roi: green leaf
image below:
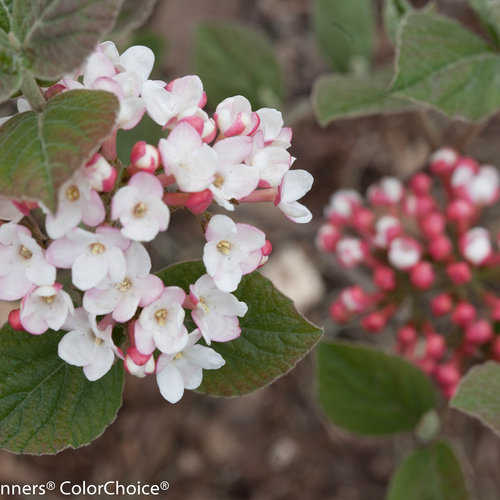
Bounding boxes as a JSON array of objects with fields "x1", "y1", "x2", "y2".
[
  {"x1": 0, "y1": 29, "x2": 23, "y2": 101},
  {"x1": 156, "y1": 261, "x2": 323, "y2": 397},
  {"x1": 12, "y1": 0, "x2": 122, "y2": 80},
  {"x1": 0, "y1": 0, "x2": 13, "y2": 32},
  {"x1": 392, "y1": 11, "x2": 500, "y2": 122},
  {"x1": 387, "y1": 441, "x2": 470, "y2": 500},
  {"x1": 312, "y1": 0, "x2": 375, "y2": 73},
  {"x1": 111, "y1": 0, "x2": 158, "y2": 37},
  {"x1": 317, "y1": 342, "x2": 436, "y2": 435},
  {"x1": 312, "y1": 71, "x2": 413, "y2": 125},
  {"x1": 383, "y1": 0, "x2": 413, "y2": 44},
  {"x1": 0, "y1": 323, "x2": 124, "y2": 454},
  {"x1": 450, "y1": 361, "x2": 500, "y2": 436},
  {"x1": 0, "y1": 89, "x2": 119, "y2": 211},
  {"x1": 193, "y1": 22, "x2": 284, "y2": 109},
  {"x1": 469, "y1": 0, "x2": 500, "y2": 45}
]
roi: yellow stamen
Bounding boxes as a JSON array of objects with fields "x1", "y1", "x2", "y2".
[
  {"x1": 89, "y1": 242, "x2": 105, "y2": 254},
  {"x1": 116, "y1": 277, "x2": 132, "y2": 292},
  {"x1": 216, "y1": 240, "x2": 232, "y2": 255},
  {"x1": 199, "y1": 297, "x2": 209, "y2": 313},
  {"x1": 133, "y1": 202, "x2": 147, "y2": 218},
  {"x1": 65, "y1": 185, "x2": 80, "y2": 201},
  {"x1": 43, "y1": 295, "x2": 55, "y2": 304},
  {"x1": 173, "y1": 352, "x2": 183, "y2": 360},
  {"x1": 213, "y1": 176, "x2": 224, "y2": 188},
  {"x1": 19, "y1": 245, "x2": 32, "y2": 260},
  {"x1": 155, "y1": 308, "x2": 168, "y2": 326},
  {"x1": 94, "y1": 337, "x2": 102, "y2": 346}
]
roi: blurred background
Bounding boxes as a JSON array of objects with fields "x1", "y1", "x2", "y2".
[{"x1": 2, "y1": 0, "x2": 500, "y2": 498}]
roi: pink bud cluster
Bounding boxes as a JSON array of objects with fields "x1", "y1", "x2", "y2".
[
  {"x1": 0, "y1": 42, "x2": 314, "y2": 404},
  {"x1": 317, "y1": 148, "x2": 500, "y2": 398}
]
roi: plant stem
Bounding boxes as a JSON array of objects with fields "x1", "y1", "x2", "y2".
[{"x1": 21, "y1": 72, "x2": 46, "y2": 112}]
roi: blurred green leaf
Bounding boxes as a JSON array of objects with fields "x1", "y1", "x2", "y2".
[
  {"x1": 0, "y1": 90, "x2": 119, "y2": 211},
  {"x1": 312, "y1": 0, "x2": 375, "y2": 73},
  {"x1": 469, "y1": 0, "x2": 500, "y2": 45},
  {"x1": 312, "y1": 71, "x2": 413, "y2": 125},
  {"x1": 383, "y1": 0, "x2": 413, "y2": 44},
  {"x1": 451, "y1": 361, "x2": 500, "y2": 436},
  {"x1": 157, "y1": 261, "x2": 323, "y2": 397},
  {"x1": 317, "y1": 342, "x2": 435, "y2": 435},
  {"x1": 193, "y1": 22, "x2": 284, "y2": 109},
  {"x1": 111, "y1": 0, "x2": 157, "y2": 37},
  {"x1": 13, "y1": 0, "x2": 122, "y2": 80},
  {"x1": 0, "y1": 324, "x2": 124, "y2": 454},
  {"x1": 387, "y1": 441, "x2": 469, "y2": 500},
  {"x1": 0, "y1": 0, "x2": 13, "y2": 32},
  {"x1": 392, "y1": 11, "x2": 500, "y2": 121},
  {"x1": 0, "y1": 29, "x2": 22, "y2": 101}
]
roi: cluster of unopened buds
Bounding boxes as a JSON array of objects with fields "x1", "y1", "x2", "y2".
[
  {"x1": 317, "y1": 148, "x2": 500, "y2": 398},
  {"x1": 0, "y1": 42, "x2": 313, "y2": 403}
]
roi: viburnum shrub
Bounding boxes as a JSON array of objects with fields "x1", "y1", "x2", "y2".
[
  {"x1": 0, "y1": 1, "x2": 321, "y2": 454},
  {"x1": 317, "y1": 148, "x2": 500, "y2": 399}
]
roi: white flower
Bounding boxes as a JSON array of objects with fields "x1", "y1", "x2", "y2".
[
  {"x1": 275, "y1": 169, "x2": 313, "y2": 223},
  {"x1": 0, "y1": 224, "x2": 56, "y2": 300},
  {"x1": 388, "y1": 237, "x2": 421, "y2": 270},
  {"x1": 83, "y1": 242, "x2": 164, "y2": 322},
  {"x1": 156, "y1": 329, "x2": 225, "y2": 404},
  {"x1": 45, "y1": 170, "x2": 105, "y2": 239},
  {"x1": 203, "y1": 214, "x2": 265, "y2": 293},
  {"x1": 46, "y1": 226, "x2": 130, "y2": 291},
  {"x1": 20, "y1": 284, "x2": 74, "y2": 335},
  {"x1": 255, "y1": 108, "x2": 292, "y2": 148},
  {"x1": 111, "y1": 172, "x2": 170, "y2": 242},
  {"x1": 189, "y1": 274, "x2": 247, "y2": 344},
  {"x1": 158, "y1": 122, "x2": 217, "y2": 192},
  {"x1": 134, "y1": 287, "x2": 188, "y2": 355},
  {"x1": 460, "y1": 227, "x2": 492, "y2": 265},
  {"x1": 210, "y1": 136, "x2": 258, "y2": 210},
  {"x1": 214, "y1": 96, "x2": 259, "y2": 137},
  {"x1": 58, "y1": 309, "x2": 121, "y2": 381}
]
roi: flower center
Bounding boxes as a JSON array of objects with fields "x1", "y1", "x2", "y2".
[
  {"x1": 173, "y1": 352, "x2": 183, "y2": 360},
  {"x1": 43, "y1": 295, "x2": 55, "y2": 304},
  {"x1": 216, "y1": 240, "x2": 232, "y2": 255},
  {"x1": 133, "y1": 202, "x2": 147, "y2": 218},
  {"x1": 199, "y1": 297, "x2": 209, "y2": 313},
  {"x1": 155, "y1": 308, "x2": 168, "y2": 326},
  {"x1": 66, "y1": 185, "x2": 80, "y2": 201},
  {"x1": 94, "y1": 337, "x2": 102, "y2": 346},
  {"x1": 89, "y1": 242, "x2": 106, "y2": 255},
  {"x1": 116, "y1": 277, "x2": 132, "y2": 292},
  {"x1": 18, "y1": 245, "x2": 32, "y2": 260},
  {"x1": 213, "y1": 176, "x2": 224, "y2": 188}
]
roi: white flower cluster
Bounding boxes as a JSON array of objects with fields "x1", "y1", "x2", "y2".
[{"x1": 0, "y1": 42, "x2": 313, "y2": 403}]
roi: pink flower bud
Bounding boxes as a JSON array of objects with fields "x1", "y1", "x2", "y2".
[
  {"x1": 361, "y1": 311, "x2": 386, "y2": 333},
  {"x1": 261, "y1": 239, "x2": 272, "y2": 257},
  {"x1": 460, "y1": 227, "x2": 492, "y2": 265},
  {"x1": 329, "y1": 300, "x2": 349, "y2": 323},
  {"x1": 336, "y1": 237, "x2": 366, "y2": 269},
  {"x1": 126, "y1": 345, "x2": 152, "y2": 366},
  {"x1": 367, "y1": 177, "x2": 403, "y2": 206},
  {"x1": 420, "y1": 212, "x2": 446, "y2": 238},
  {"x1": 8, "y1": 309, "x2": 24, "y2": 331},
  {"x1": 416, "y1": 357, "x2": 436, "y2": 375},
  {"x1": 446, "y1": 261, "x2": 471, "y2": 285},
  {"x1": 388, "y1": 237, "x2": 421, "y2": 270},
  {"x1": 446, "y1": 199, "x2": 475, "y2": 222},
  {"x1": 409, "y1": 173, "x2": 432, "y2": 195},
  {"x1": 428, "y1": 235, "x2": 452, "y2": 261},
  {"x1": 316, "y1": 223, "x2": 341, "y2": 252},
  {"x1": 465, "y1": 319, "x2": 493, "y2": 344},
  {"x1": 352, "y1": 207, "x2": 375, "y2": 232},
  {"x1": 130, "y1": 141, "x2": 160, "y2": 174},
  {"x1": 397, "y1": 325, "x2": 417, "y2": 345},
  {"x1": 429, "y1": 148, "x2": 458, "y2": 175},
  {"x1": 451, "y1": 301, "x2": 476, "y2": 326},
  {"x1": 410, "y1": 261, "x2": 435, "y2": 290},
  {"x1": 431, "y1": 293, "x2": 453, "y2": 317},
  {"x1": 373, "y1": 215, "x2": 402, "y2": 248},
  {"x1": 373, "y1": 266, "x2": 396, "y2": 291},
  {"x1": 435, "y1": 363, "x2": 461, "y2": 387},
  {"x1": 339, "y1": 286, "x2": 368, "y2": 313},
  {"x1": 426, "y1": 333, "x2": 446, "y2": 359},
  {"x1": 185, "y1": 189, "x2": 214, "y2": 214}
]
